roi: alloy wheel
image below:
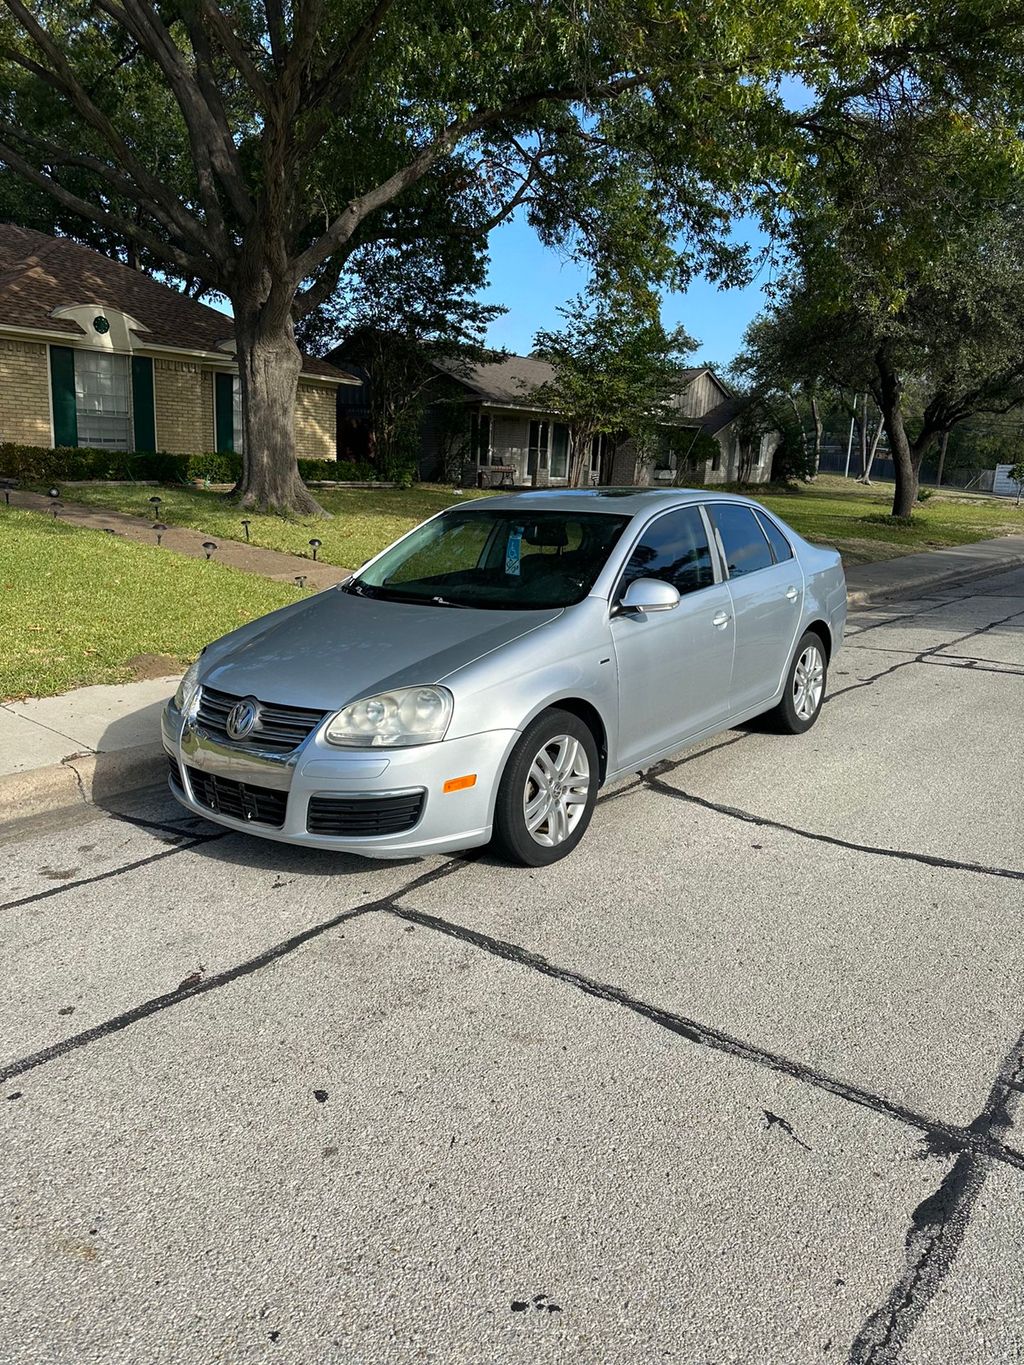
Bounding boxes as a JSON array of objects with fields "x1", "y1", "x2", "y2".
[
  {"x1": 523, "y1": 734, "x2": 591, "y2": 847},
  {"x1": 793, "y1": 643, "x2": 825, "y2": 721}
]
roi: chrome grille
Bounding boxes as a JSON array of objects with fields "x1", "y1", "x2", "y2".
[{"x1": 195, "y1": 685, "x2": 327, "y2": 753}]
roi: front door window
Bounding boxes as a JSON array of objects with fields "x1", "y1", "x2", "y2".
[
  {"x1": 528, "y1": 420, "x2": 549, "y2": 476},
  {"x1": 550, "y1": 423, "x2": 569, "y2": 479}
]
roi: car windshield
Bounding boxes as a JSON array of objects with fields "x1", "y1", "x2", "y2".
[{"x1": 345, "y1": 508, "x2": 631, "y2": 610}]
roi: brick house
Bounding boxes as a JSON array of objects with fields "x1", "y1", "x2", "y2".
[
  {"x1": 421, "y1": 354, "x2": 780, "y2": 487},
  {"x1": 0, "y1": 226, "x2": 357, "y2": 458}
]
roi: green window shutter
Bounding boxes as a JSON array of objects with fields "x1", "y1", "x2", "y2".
[
  {"x1": 214, "y1": 372, "x2": 235, "y2": 453},
  {"x1": 49, "y1": 346, "x2": 78, "y2": 447},
  {"x1": 131, "y1": 355, "x2": 156, "y2": 451}
]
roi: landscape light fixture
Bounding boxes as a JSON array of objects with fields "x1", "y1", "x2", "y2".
[
  {"x1": 153, "y1": 522, "x2": 168, "y2": 545},
  {"x1": 148, "y1": 495, "x2": 162, "y2": 513},
  {"x1": 294, "y1": 575, "x2": 307, "y2": 589},
  {"x1": 241, "y1": 518, "x2": 251, "y2": 542},
  {"x1": 202, "y1": 541, "x2": 217, "y2": 560},
  {"x1": 50, "y1": 501, "x2": 63, "y2": 519},
  {"x1": 103, "y1": 527, "x2": 118, "y2": 535},
  {"x1": 309, "y1": 538, "x2": 322, "y2": 561},
  {"x1": 0, "y1": 478, "x2": 15, "y2": 505},
  {"x1": 48, "y1": 486, "x2": 60, "y2": 500}
]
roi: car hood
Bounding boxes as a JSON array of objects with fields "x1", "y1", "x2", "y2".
[{"x1": 201, "y1": 588, "x2": 562, "y2": 709}]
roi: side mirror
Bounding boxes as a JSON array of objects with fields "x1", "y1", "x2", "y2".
[{"x1": 618, "y1": 577, "x2": 680, "y2": 614}]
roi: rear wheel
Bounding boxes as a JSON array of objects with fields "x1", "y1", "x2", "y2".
[
  {"x1": 490, "y1": 709, "x2": 599, "y2": 867},
  {"x1": 769, "y1": 630, "x2": 828, "y2": 734}
]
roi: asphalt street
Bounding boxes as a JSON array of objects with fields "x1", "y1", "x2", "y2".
[{"x1": 2, "y1": 567, "x2": 1023, "y2": 1365}]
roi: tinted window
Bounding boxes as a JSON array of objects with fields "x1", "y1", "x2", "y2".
[
  {"x1": 756, "y1": 511, "x2": 793, "y2": 563},
  {"x1": 710, "y1": 504, "x2": 774, "y2": 578},
  {"x1": 620, "y1": 507, "x2": 715, "y2": 597}
]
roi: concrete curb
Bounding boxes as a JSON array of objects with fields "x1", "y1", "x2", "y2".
[
  {"x1": 0, "y1": 742, "x2": 166, "y2": 829},
  {"x1": 845, "y1": 539, "x2": 1024, "y2": 608}
]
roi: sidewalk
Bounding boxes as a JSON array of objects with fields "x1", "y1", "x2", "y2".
[
  {"x1": 3, "y1": 532, "x2": 1023, "y2": 830},
  {"x1": 11, "y1": 489, "x2": 352, "y2": 591},
  {"x1": 0, "y1": 675, "x2": 178, "y2": 825},
  {"x1": 844, "y1": 533, "x2": 1024, "y2": 606}
]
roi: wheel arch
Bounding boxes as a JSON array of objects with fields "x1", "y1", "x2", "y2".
[
  {"x1": 521, "y1": 696, "x2": 610, "y2": 784},
  {"x1": 803, "y1": 618, "x2": 833, "y2": 662}
]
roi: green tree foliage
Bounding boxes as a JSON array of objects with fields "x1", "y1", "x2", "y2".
[
  {"x1": 761, "y1": 90, "x2": 1024, "y2": 516},
  {"x1": 302, "y1": 236, "x2": 503, "y2": 483},
  {"x1": 530, "y1": 293, "x2": 695, "y2": 486},
  {"x1": 1, "y1": 0, "x2": 976, "y2": 513}
]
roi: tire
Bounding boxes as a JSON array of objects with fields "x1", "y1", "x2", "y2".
[
  {"x1": 490, "y1": 709, "x2": 600, "y2": 867},
  {"x1": 768, "y1": 630, "x2": 828, "y2": 734}
]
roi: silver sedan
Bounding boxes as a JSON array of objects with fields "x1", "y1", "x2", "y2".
[{"x1": 162, "y1": 488, "x2": 846, "y2": 866}]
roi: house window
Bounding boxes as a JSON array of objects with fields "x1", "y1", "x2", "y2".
[
  {"x1": 74, "y1": 350, "x2": 131, "y2": 449},
  {"x1": 550, "y1": 423, "x2": 569, "y2": 479},
  {"x1": 470, "y1": 412, "x2": 492, "y2": 466},
  {"x1": 528, "y1": 420, "x2": 549, "y2": 475},
  {"x1": 214, "y1": 371, "x2": 244, "y2": 453}
]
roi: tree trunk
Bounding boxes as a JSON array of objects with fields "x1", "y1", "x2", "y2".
[
  {"x1": 874, "y1": 354, "x2": 918, "y2": 517},
  {"x1": 810, "y1": 396, "x2": 822, "y2": 480},
  {"x1": 567, "y1": 426, "x2": 594, "y2": 487},
  {"x1": 232, "y1": 294, "x2": 327, "y2": 517}
]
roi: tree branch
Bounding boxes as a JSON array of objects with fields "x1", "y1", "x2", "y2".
[
  {"x1": 294, "y1": 71, "x2": 647, "y2": 280},
  {"x1": 1, "y1": 0, "x2": 211, "y2": 253},
  {"x1": 0, "y1": 139, "x2": 211, "y2": 278}
]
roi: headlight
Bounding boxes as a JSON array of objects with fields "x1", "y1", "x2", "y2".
[
  {"x1": 173, "y1": 656, "x2": 203, "y2": 714},
  {"x1": 324, "y1": 686, "x2": 453, "y2": 748}
]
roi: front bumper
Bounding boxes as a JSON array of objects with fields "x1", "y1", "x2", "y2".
[{"x1": 161, "y1": 701, "x2": 518, "y2": 858}]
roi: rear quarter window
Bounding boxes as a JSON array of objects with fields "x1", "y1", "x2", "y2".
[{"x1": 756, "y1": 511, "x2": 794, "y2": 563}]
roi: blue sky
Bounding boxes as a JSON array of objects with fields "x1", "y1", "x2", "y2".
[{"x1": 478, "y1": 210, "x2": 776, "y2": 371}]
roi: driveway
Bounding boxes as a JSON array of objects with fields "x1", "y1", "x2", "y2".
[{"x1": 2, "y1": 568, "x2": 1023, "y2": 1365}]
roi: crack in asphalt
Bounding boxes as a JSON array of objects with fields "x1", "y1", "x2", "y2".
[
  {"x1": 847, "y1": 1027, "x2": 1024, "y2": 1364},
  {"x1": 643, "y1": 776, "x2": 1024, "y2": 883},
  {"x1": 828, "y1": 604, "x2": 1024, "y2": 703},
  {"x1": 0, "y1": 858, "x2": 467, "y2": 1084},
  {"x1": 381, "y1": 902, "x2": 1024, "y2": 1175},
  {"x1": 0, "y1": 836, "x2": 227, "y2": 914}
]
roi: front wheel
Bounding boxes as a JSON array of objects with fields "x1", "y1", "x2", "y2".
[
  {"x1": 490, "y1": 709, "x2": 599, "y2": 867},
  {"x1": 769, "y1": 630, "x2": 828, "y2": 734}
]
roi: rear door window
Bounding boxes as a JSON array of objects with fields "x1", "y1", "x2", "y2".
[
  {"x1": 619, "y1": 506, "x2": 715, "y2": 597},
  {"x1": 756, "y1": 511, "x2": 794, "y2": 563},
  {"x1": 709, "y1": 504, "x2": 774, "y2": 579}
]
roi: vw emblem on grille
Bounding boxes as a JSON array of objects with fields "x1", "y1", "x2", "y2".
[{"x1": 225, "y1": 697, "x2": 260, "y2": 741}]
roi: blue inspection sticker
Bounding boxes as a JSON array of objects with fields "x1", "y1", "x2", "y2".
[{"x1": 505, "y1": 527, "x2": 523, "y2": 576}]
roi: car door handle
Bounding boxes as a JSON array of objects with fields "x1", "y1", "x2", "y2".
[
  {"x1": 785, "y1": 586, "x2": 799, "y2": 601},
  {"x1": 712, "y1": 611, "x2": 730, "y2": 629}
]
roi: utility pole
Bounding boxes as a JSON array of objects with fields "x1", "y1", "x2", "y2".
[
  {"x1": 844, "y1": 395, "x2": 857, "y2": 478},
  {"x1": 935, "y1": 431, "x2": 949, "y2": 487}
]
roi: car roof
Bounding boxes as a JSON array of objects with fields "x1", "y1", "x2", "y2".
[{"x1": 462, "y1": 487, "x2": 762, "y2": 516}]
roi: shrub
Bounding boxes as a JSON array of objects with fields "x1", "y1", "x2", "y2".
[{"x1": 0, "y1": 443, "x2": 375, "y2": 486}]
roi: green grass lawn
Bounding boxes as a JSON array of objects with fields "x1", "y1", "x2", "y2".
[
  {"x1": 0, "y1": 506, "x2": 298, "y2": 700},
  {"x1": 53, "y1": 482, "x2": 494, "y2": 570},
  {"x1": 743, "y1": 476, "x2": 1024, "y2": 565},
  {"x1": 39, "y1": 474, "x2": 1023, "y2": 571}
]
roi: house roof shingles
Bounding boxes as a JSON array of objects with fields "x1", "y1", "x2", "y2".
[{"x1": 0, "y1": 225, "x2": 346, "y2": 380}]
